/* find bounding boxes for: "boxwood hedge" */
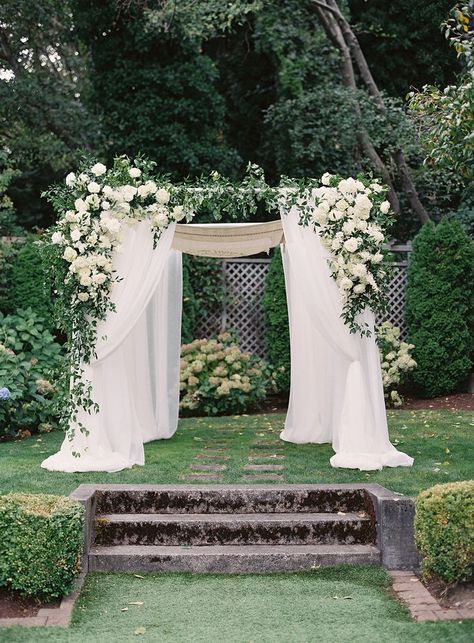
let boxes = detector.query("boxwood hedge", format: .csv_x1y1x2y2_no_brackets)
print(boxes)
0,493,84,599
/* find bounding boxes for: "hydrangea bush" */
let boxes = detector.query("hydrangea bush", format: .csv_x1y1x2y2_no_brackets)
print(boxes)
0,309,63,439
179,333,271,416
377,321,416,407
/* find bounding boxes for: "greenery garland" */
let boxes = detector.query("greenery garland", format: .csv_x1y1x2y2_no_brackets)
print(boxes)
43,157,393,439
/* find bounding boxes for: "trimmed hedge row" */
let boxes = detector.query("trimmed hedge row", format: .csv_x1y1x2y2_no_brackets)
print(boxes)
0,493,84,599
415,481,474,584
405,219,474,398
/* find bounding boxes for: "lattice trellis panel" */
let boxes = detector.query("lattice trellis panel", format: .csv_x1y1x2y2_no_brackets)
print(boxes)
196,259,270,357
196,248,410,355
375,263,409,339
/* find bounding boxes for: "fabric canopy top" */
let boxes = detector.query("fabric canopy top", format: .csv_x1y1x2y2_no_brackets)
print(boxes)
172,220,284,257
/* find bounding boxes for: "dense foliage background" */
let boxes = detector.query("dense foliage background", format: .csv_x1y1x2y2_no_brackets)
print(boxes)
0,0,469,238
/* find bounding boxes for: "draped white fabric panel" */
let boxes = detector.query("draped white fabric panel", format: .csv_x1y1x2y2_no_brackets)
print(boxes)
42,222,182,473
280,207,413,471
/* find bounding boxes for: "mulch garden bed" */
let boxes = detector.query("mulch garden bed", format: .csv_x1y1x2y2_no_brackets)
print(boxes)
0,588,60,619
402,392,474,411
423,578,474,612
261,392,474,414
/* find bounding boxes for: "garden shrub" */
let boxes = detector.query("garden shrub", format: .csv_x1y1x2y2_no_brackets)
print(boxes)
180,333,271,416
415,481,474,584
0,493,84,599
0,308,64,439
377,321,416,407
181,254,198,344
2,235,53,323
262,248,290,394
405,219,474,397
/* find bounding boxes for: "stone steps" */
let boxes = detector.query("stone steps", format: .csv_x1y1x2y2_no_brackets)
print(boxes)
89,543,381,573
95,512,374,546
94,485,372,515
71,484,420,572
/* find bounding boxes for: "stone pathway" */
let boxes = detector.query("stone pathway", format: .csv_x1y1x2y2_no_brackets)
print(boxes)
181,432,231,482
244,435,285,482
390,570,473,621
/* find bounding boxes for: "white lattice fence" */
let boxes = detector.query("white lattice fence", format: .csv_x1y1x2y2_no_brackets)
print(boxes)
196,245,411,356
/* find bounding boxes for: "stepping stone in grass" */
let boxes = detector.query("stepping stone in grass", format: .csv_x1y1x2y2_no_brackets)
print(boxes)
242,474,284,481
181,474,223,482
195,453,231,460
191,463,227,472
248,454,285,461
244,464,284,472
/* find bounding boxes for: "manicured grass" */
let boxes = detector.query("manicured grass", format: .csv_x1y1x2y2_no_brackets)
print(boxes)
1,567,473,642
0,410,472,497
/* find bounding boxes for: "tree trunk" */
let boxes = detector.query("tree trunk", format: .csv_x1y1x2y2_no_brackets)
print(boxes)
312,0,430,223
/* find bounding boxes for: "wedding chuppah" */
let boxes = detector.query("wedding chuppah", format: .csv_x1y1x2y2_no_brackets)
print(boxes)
41,158,413,474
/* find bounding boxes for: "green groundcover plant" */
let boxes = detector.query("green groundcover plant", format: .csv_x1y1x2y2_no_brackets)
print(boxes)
415,481,474,584
0,493,84,599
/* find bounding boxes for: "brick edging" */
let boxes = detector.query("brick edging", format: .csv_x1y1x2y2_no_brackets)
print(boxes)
390,570,474,622
0,570,86,628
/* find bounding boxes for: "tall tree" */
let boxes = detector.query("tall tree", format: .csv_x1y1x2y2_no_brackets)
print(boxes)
0,0,99,228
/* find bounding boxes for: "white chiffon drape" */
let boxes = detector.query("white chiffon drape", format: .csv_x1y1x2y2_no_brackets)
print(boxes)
280,207,413,471
41,221,182,473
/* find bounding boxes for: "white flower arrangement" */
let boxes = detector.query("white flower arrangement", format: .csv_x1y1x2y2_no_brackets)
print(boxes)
377,321,416,407
48,157,186,312
284,173,394,334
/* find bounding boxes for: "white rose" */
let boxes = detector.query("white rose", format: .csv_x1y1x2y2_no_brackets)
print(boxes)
65,172,76,187
87,181,101,194
87,232,98,245
354,193,372,212
99,235,112,249
372,253,384,263
101,200,110,210
312,207,328,225
343,238,359,253
172,205,185,221
63,247,77,262
368,226,384,243
339,276,353,290
342,220,356,235
353,283,366,294
92,272,107,285
155,188,170,205
129,167,141,178
119,185,137,202
51,231,64,245
91,163,107,176
77,173,88,184
380,200,390,214
338,178,358,195
77,292,89,302
80,274,92,287
102,185,114,198
74,198,88,213
350,263,367,278
355,219,368,231
153,210,169,227
336,199,349,211
331,239,342,251
70,229,81,242
65,210,78,223
321,172,332,186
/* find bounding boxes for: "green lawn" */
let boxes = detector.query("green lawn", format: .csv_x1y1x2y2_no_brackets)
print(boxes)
1,410,473,642
0,410,472,497
2,567,474,643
